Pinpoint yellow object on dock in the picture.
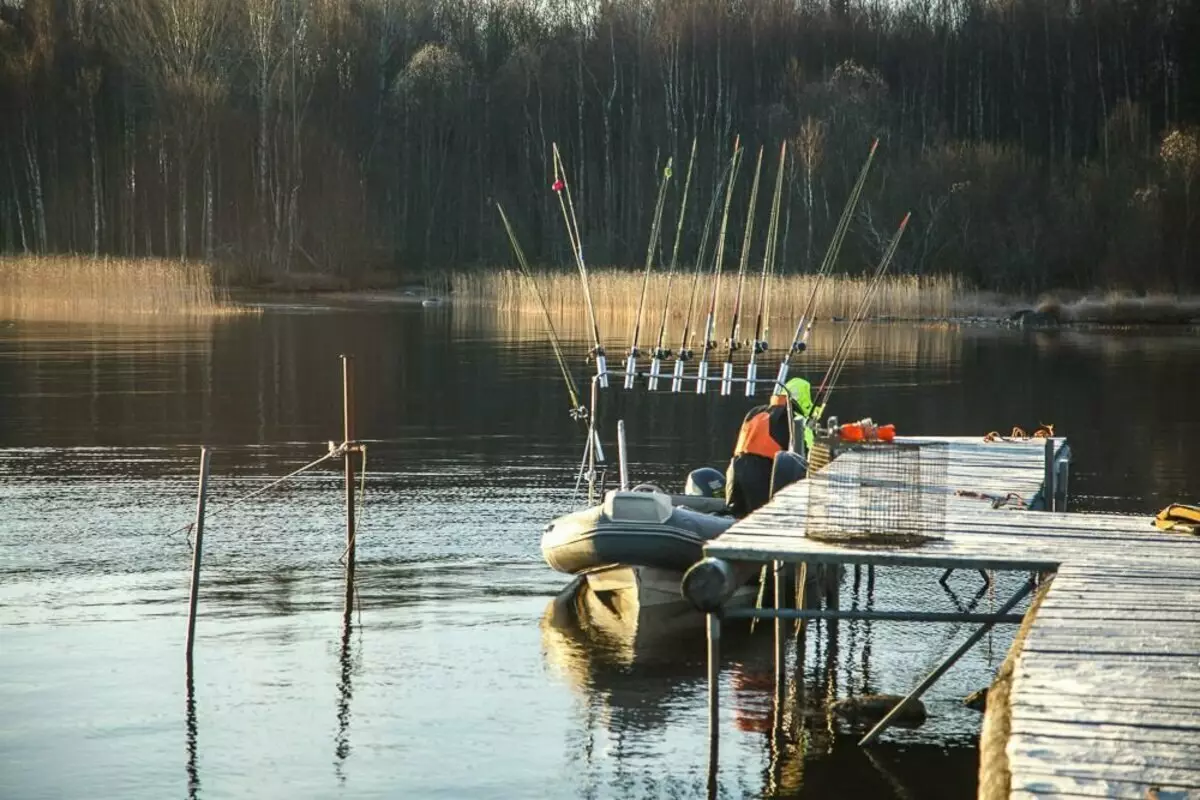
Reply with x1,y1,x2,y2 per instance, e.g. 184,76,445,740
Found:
1154,503,1200,534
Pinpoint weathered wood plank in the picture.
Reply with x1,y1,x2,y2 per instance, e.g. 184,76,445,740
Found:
701,434,1199,800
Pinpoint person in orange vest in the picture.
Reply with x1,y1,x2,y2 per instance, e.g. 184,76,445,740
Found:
724,380,812,517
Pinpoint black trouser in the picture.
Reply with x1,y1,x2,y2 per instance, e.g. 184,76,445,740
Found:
725,453,774,518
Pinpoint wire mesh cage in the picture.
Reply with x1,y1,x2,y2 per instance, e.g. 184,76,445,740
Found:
804,441,948,547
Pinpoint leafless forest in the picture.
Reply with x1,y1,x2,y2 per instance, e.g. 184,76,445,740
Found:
1,0,1197,292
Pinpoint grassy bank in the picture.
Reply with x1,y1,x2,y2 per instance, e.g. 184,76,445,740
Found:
0,256,254,323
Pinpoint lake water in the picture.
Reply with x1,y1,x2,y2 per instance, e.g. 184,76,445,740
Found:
1,300,1196,800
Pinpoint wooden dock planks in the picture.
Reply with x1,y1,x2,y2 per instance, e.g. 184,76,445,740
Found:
701,435,1200,800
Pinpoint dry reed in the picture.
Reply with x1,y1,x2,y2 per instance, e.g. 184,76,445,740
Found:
452,275,969,368
0,256,255,323
452,269,1002,352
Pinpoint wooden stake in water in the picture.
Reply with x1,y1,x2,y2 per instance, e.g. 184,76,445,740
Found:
342,355,357,609
185,446,212,666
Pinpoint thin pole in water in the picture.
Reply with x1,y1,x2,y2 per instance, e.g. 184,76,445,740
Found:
185,446,212,667
342,355,357,611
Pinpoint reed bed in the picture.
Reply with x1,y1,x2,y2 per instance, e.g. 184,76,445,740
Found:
0,256,255,323
452,268,1000,347
452,270,970,367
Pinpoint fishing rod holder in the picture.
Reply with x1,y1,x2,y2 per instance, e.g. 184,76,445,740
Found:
775,361,791,391
719,361,734,396
695,361,710,395
623,351,639,390
590,348,609,389
744,361,759,397
670,358,687,392
647,357,663,391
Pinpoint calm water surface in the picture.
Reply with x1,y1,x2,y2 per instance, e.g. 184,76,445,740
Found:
0,301,1196,800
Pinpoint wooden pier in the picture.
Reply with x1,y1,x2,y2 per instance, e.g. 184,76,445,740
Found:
685,435,1200,799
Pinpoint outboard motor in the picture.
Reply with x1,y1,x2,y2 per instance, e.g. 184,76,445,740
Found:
769,451,807,499
685,467,726,498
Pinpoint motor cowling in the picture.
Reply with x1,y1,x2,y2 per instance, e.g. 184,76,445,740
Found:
685,466,726,498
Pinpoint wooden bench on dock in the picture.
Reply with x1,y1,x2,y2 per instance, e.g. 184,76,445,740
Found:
684,435,1200,800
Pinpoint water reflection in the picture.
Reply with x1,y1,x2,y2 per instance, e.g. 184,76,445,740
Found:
185,669,199,800
2,303,1198,799
334,602,355,783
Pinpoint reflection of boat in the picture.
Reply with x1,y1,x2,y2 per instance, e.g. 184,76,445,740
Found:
540,576,777,735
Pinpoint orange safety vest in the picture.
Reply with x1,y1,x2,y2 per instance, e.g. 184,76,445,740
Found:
733,394,790,460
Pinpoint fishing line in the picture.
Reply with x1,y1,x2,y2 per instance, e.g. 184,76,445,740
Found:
744,142,788,395
551,143,605,382
497,202,586,418
788,138,879,355
651,137,698,361
814,212,911,415
721,145,764,395
774,139,880,394
696,139,744,394
677,140,739,363
625,157,674,387
753,142,788,352
727,145,764,353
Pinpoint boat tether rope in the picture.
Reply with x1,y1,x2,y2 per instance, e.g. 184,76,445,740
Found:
955,489,1029,509
651,137,698,362
161,445,350,549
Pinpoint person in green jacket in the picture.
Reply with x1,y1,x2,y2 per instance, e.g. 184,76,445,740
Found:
782,376,821,455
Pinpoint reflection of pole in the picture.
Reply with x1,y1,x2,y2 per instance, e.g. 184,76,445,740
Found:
706,613,722,797
341,355,357,614
334,602,354,780
185,670,199,800
185,446,211,667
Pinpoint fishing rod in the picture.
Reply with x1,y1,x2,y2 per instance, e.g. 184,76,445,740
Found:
624,157,674,389
672,141,740,393
647,137,698,392
812,211,911,420
496,203,606,472
695,139,745,395
775,138,880,392
746,141,789,397
551,142,608,388
721,145,765,396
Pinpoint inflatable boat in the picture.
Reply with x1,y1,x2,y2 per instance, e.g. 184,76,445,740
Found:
541,454,808,611
541,485,742,608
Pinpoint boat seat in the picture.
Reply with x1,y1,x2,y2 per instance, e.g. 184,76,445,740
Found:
603,490,673,524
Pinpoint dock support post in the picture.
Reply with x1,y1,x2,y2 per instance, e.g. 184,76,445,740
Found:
1043,437,1055,511
706,612,721,791
341,355,357,613
185,446,212,667
858,578,1035,746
